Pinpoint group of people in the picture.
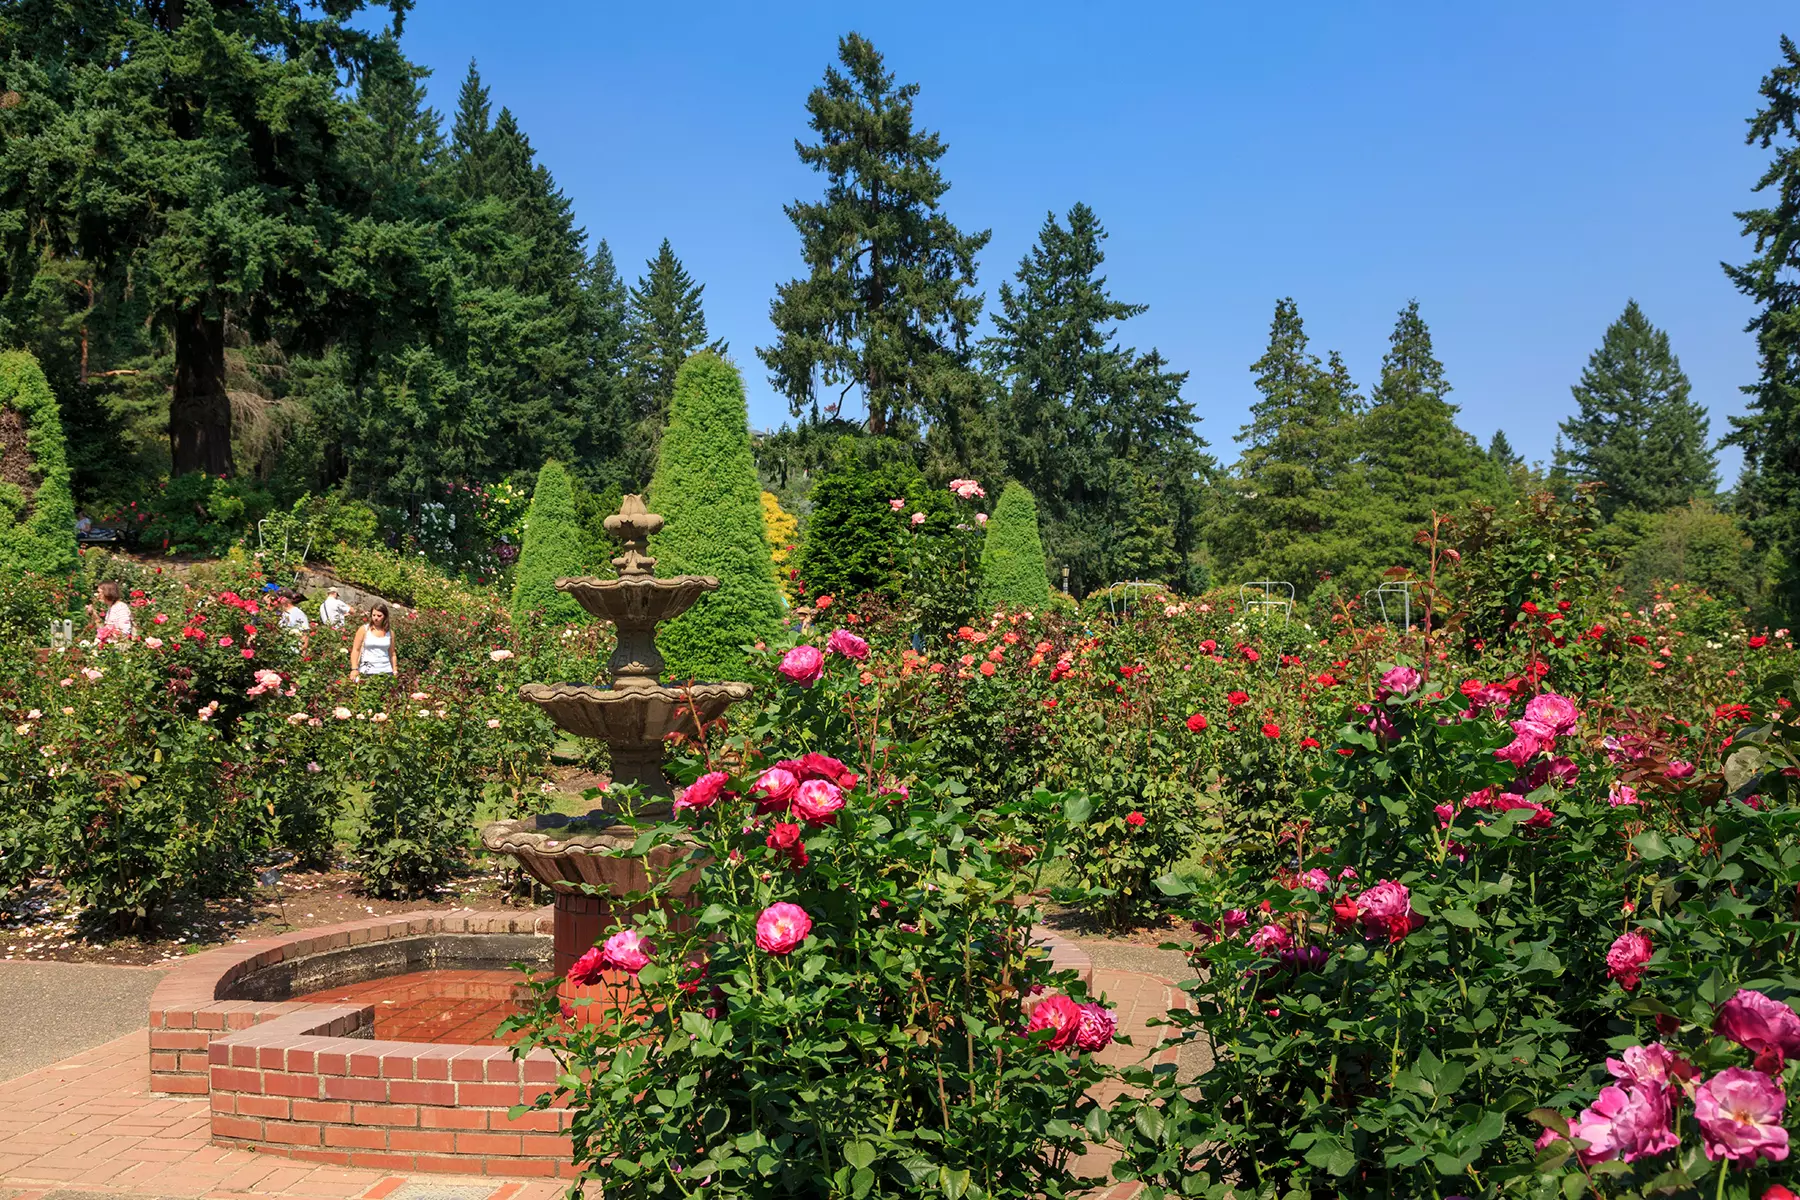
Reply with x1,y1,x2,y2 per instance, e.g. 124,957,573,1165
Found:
85,581,397,680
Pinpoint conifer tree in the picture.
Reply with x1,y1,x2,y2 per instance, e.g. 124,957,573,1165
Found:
982,205,1208,594
1726,38,1800,617
509,460,590,630
0,0,412,477
1360,301,1505,558
1488,429,1522,469
1215,301,1372,595
760,33,990,447
624,241,724,487
1557,301,1717,519
0,350,76,575
978,482,1052,611
648,353,784,681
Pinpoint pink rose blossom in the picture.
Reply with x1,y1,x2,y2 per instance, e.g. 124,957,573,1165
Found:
1355,880,1419,943
1493,792,1555,829
674,771,731,812
1540,1084,1677,1165
753,766,799,812
1075,1002,1117,1052
1606,1042,1694,1093
1247,924,1294,955
1524,692,1580,735
1694,1067,1790,1164
1714,989,1800,1070
1220,909,1250,936
755,902,812,955
888,498,905,511
1297,868,1332,893
600,930,652,974
975,512,989,525
791,778,845,824
1026,994,1082,1050
1606,929,1653,991
1608,782,1640,807
778,644,825,687
826,629,870,661
1380,666,1422,696
910,512,925,527
1665,760,1695,780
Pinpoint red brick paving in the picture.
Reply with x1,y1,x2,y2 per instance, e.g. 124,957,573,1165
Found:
1,965,1178,1198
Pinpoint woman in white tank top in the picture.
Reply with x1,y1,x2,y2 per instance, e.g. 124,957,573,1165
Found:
350,604,397,680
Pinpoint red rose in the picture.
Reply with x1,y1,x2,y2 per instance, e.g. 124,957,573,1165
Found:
1125,811,1146,827
1185,713,1208,733
1750,635,1770,648
1261,723,1281,739
1227,690,1249,707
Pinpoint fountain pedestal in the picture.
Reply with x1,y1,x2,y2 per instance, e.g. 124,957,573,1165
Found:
479,494,751,1016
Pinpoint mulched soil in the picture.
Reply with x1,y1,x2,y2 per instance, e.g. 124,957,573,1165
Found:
1041,903,1194,949
0,862,548,967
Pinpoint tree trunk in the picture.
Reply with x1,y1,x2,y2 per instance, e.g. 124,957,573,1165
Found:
169,305,232,476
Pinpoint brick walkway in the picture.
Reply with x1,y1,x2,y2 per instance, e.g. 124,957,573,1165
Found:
0,966,1181,1199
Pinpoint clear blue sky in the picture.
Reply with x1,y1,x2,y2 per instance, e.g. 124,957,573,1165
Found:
390,1,1793,476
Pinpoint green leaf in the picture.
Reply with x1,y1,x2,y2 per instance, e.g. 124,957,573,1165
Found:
1064,793,1093,823
843,1142,876,1170
1631,830,1672,861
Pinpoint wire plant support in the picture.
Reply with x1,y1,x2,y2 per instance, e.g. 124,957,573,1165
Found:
1239,581,1295,624
1364,579,1416,633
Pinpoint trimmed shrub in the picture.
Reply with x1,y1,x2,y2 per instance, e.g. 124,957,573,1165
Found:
0,350,76,576
647,353,783,680
978,481,1051,611
510,460,590,630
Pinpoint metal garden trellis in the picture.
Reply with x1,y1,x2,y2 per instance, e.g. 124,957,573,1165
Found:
1238,580,1295,624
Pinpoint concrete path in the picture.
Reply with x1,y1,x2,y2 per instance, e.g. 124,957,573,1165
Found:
0,961,170,1083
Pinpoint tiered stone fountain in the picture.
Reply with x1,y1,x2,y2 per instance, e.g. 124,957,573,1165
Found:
480,495,752,984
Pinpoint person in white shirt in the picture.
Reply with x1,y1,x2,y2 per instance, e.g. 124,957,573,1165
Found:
319,587,350,627
88,580,133,639
277,591,312,632
350,604,396,681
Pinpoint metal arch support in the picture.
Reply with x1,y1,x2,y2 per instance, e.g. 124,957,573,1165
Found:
1364,580,1415,632
1238,580,1295,625
1104,580,1165,618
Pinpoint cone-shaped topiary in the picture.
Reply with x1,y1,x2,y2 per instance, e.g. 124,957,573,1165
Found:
648,353,783,680
979,481,1051,612
510,460,590,630
0,351,76,576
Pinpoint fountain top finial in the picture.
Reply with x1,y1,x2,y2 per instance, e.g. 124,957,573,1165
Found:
604,494,662,577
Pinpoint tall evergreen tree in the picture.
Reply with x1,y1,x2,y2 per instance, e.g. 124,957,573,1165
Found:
623,240,724,487
1360,300,1504,555
0,0,412,477
981,205,1208,594
760,33,990,449
1724,36,1800,617
1556,301,1717,519
1214,301,1372,595
1488,429,1522,469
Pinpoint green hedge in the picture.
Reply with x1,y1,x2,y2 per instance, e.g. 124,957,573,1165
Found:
324,543,495,613
510,460,590,629
647,353,783,680
978,481,1051,612
0,350,76,576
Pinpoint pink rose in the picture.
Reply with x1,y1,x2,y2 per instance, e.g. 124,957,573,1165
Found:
566,946,606,987
1297,868,1332,893
1220,909,1249,936
826,628,870,661
600,929,652,974
1026,994,1082,1050
1355,880,1420,943
1714,989,1800,1071
1493,792,1555,829
791,778,845,824
755,902,812,955
778,644,825,687
1607,929,1653,991
753,766,799,812
1380,666,1422,696
674,770,731,812
1665,760,1696,780
1075,1002,1117,1052
1542,1084,1677,1165
794,752,857,788
1694,1067,1790,1164
888,498,904,511
1246,924,1293,955
1524,692,1580,736
1608,782,1640,807
910,512,925,527
1607,1042,1695,1093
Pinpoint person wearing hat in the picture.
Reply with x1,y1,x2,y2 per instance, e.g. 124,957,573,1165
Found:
319,587,350,628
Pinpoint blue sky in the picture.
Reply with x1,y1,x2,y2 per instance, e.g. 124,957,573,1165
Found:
390,1,1793,476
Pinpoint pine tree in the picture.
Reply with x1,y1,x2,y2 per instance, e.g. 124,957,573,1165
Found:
447,61,498,202
623,241,724,487
647,353,784,681
978,482,1052,611
981,204,1209,594
1557,301,1717,520
1488,429,1522,468
1725,39,1800,618
1360,300,1505,560
569,241,633,489
1214,301,1372,595
510,460,590,629
760,33,990,446
0,0,411,477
